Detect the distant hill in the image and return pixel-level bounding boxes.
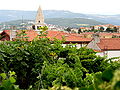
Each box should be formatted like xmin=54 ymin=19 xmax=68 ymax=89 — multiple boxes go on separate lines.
xmin=0 ymin=10 xmax=89 ymax=22
xmin=1 ymin=18 xmax=104 ymax=28
xmin=0 ymin=10 xmax=36 ymax=22
xmin=1 ymin=20 xmax=34 ymax=25
xmin=0 ymin=10 xmax=120 ymax=25
xmin=45 ymin=18 xmax=104 ymax=28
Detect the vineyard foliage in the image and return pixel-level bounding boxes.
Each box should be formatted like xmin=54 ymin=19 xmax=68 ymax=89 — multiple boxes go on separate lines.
xmin=0 ymin=30 xmax=120 ymax=90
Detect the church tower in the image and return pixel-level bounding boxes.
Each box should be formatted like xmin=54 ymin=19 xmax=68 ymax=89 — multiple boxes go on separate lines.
xmin=35 ymin=6 xmax=44 ymax=25
xmin=33 ymin=6 xmax=45 ymax=31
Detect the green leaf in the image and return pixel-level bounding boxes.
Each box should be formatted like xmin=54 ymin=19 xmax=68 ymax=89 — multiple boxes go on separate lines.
xmin=21 ymin=62 xmax=27 ymax=66
xmin=16 ymin=56 xmax=23 ymax=61
xmin=24 ymin=51 xmax=30 ymax=55
xmin=9 ymin=77 xmax=16 ymax=83
xmin=1 ymin=53 xmax=7 ymax=58
xmin=9 ymin=71 xmax=16 ymax=76
xmin=0 ymin=73 xmax=7 ymax=79
xmin=102 ymin=69 xmax=113 ymax=82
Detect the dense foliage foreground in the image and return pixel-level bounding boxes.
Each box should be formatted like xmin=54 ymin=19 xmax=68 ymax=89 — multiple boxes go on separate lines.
xmin=1 ymin=35 xmax=120 ymax=90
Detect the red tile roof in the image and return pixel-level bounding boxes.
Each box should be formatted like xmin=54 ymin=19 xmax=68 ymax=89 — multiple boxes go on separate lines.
xmin=1 ymin=30 xmax=38 ymax=41
xmin=97 ymin=38 xmax=120 ymax=50
xmin=2 ymin=30 xmax=10 ymax=35
xmin=46 ymin=30 xmax=92 ymax=42
xmin=80 ymin=32 xmax=120 ymax=38
xmin=1 ymin=30 xmax=92 ymax=42
xmin=24 ymin=30 xmax=38 ymax=41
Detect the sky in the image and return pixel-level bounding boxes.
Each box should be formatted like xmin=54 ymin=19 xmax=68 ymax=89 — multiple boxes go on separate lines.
xmin=0 ymin=0 xmax=120 ymax=15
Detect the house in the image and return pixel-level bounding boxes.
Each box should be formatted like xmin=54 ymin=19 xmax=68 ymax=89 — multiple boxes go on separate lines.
xmin=79 ymin=27 xmax=91 ymax=32
xmin=0 ymin=30 xmax=92 ymax=48
xmin=46 ymin=30 xmax=92 ymax=48
xmin=82 ymin=32 xmax=94 ymax=38
xmin=81 ymin=32 xmax=120 ymax=38
xmin=94 ymin=24 xmax=115 ymax=31
xmin=0 ymin=30 xmax=10 ymax=41
xmin=0 ymin=30 xmax=38 ymax=41
xmin=87 ymin=33 xmax=120 ymax=58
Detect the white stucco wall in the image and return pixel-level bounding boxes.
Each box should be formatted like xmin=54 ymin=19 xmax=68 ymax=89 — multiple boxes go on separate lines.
xmin=107 ymin=51 xmax=120 ymax=58
xmin=97 ymin=50 xmax=120 ymax=58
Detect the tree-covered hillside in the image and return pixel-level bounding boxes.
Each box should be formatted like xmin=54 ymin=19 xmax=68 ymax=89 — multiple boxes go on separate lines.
xmin=1 ymin=18 xmax=104 ymax=28
xmin=45 ymin=18 xmax=104 ymax=27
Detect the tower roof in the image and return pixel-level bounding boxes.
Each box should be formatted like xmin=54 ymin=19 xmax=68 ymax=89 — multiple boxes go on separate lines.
xmin=35 ymin=6 xmax=44 ymax=24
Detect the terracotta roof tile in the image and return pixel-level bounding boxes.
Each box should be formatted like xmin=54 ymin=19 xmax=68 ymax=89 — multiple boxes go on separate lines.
xmin=25 ymin=30 xmax=38 ymax=41
xmin=1 ymin=30 xmax=92 ymax=42
xmin=97 ymin=38 xmax=120 ymax=50
xmin=46 ymin=30 xmax=92 ymax=42
xmin=2 ymin=30 xmax=10 ymax=35
xmin=2 ymin=30 xmax=38 ymax=41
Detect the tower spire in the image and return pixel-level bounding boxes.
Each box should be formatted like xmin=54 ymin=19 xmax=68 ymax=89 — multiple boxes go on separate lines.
xmin=35 ymin=6 xmax=44 ymax=24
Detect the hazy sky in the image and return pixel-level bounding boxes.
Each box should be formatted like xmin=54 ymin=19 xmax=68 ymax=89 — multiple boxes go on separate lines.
xmin=0 ymin=0 xmax=120 ymax=15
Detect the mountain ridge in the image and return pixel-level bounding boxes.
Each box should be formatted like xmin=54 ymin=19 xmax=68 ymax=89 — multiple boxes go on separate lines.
xmin=1 ymin=18 xmax=104 ymax=28
xmin=0 ymin=10 xmax=120 ymax=25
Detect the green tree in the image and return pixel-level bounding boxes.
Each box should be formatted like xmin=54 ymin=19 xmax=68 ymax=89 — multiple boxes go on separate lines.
xmin=65 ymin=27 xmax=71 ymax=33
xmin=91 ymin=26 xmax=95 ymax=31
xmin=78 ymin=28 xmax=82 ymax=34
xmin=38 ymin=26 xmax=48 ymax=31
xmin=106 ymin=27 xmax=113 ymax=32
xmin=0 ymin=29 xmax=50 ymax=89
xmin=100 ymin=27 xmax=104 ymax=31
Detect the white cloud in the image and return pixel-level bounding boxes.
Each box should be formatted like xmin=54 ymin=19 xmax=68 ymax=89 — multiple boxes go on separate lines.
xmin=0 ymin=0 xmax=120 ymax=14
